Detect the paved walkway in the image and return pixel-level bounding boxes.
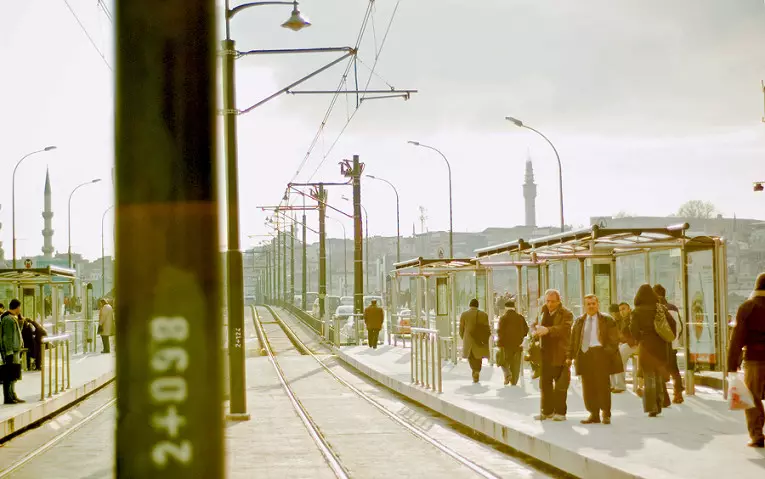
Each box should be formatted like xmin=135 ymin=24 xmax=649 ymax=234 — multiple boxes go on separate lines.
xmin=1 ymin=352 xmax=115 ymax=440
xmin=336 ymin=344 xmax=765 ymax=479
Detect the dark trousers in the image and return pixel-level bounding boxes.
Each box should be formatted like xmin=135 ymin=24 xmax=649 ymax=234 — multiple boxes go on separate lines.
xmin=668 ymin=349 xmax=684 ymax=395
xmin=580 ymin=348 xmax=611 ymax=418
xmin=643 ymin=368 xmax=664 ymax=414
xmin=468 ymin=355 xmax=482 ymax=374
xmin=2 ymin=355 xmax=17 ymax=402
xmin=540 ymin=362 xmax=570 ymax=416
xmin=745 ymin=361 xmax=765 ymax=443
xmin=501 ymin=348 xmax=522 ymax=385
xmin=101 ymin=335 xmax=111 ymax=353
xmin=367 ymin=329 xmax=380 ymax=348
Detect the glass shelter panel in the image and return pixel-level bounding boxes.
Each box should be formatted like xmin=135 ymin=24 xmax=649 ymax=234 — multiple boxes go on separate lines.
xmin=565 ymin=260 xmax=582 ymax=317
xmin=686 ymin=249 xmax=718 ymax=369
xmin=616 ymin=253 xmax=647 ymax=307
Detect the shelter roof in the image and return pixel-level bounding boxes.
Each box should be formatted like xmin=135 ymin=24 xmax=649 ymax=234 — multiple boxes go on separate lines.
xmin=393 ymin=257 xmax=477 ymax=275
xmin=475 ymin=223 xmax=693 ymax=259
xmin=0 ymin=265 xmax=76 ymax=284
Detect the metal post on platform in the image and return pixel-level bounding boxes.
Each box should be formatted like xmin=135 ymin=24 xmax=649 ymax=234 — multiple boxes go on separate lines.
xmin=47 ymin=347 xmax=52 ymax=398
xmin=318 ymin=185 xmax=327 ymax=333
xmin=290 ymin=218 xmax=295 ymax=305
xmin=115 ymin=0 xmax=225 ymax=475
xmin=40 ymin=346 xmax=45 ymax=401
xmin=66 ymin=340 xmax=71 ymax=389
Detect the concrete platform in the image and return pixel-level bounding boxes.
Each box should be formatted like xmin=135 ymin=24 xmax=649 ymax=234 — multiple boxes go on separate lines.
xmin=336 ymin=344 xmax=765 ymax=479
xmin=0 ymin=352 xmax=115 ymax=440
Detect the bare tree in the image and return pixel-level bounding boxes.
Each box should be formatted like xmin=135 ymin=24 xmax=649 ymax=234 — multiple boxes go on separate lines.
xmin=614 ymin=210 xmax=634 ymax=218
xmin=674 ymin=200 xmax=717 ymax=219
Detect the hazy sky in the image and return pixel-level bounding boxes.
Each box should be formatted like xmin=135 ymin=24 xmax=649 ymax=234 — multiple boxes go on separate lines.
xmin=2 ymin=0 xmax=765 ymax=260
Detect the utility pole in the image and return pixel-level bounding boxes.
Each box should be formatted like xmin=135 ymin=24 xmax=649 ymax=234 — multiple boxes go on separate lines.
xmin=351 ymin=156 xmax=364 ymax=326
xmin=282 ymin=216 xmax=287 ymax=304
xmin=316 ymin=184 xmax=327 ymax=325
xmin=302 ymin=212 xmax=307 ymax=311
xmin=290 ymin=217 xmax=295 ymax=305
xmin=265 ymin=249 xmax=270 ymax=303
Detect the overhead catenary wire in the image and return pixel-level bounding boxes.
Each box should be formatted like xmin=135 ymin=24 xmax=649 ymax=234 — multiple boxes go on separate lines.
xmin=97 ymin=0 xmax=113 ymax=23
xmin=61 ymin=0 xmax=113 ymax=71
xmin=304 ymin=0 xmax=402 ymax=182
xmin=286 ymin=1 xmax=375 ymax=186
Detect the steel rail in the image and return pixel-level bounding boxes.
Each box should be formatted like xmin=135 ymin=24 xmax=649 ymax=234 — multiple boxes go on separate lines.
xmin=262 ymin=305 xmax=503 ymax=479
xmin=251 ymin=307 xmax=350 ymax=479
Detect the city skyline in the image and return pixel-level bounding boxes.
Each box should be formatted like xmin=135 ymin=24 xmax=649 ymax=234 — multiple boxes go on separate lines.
xmin=1 ymin=1 xmax=764 ymax=261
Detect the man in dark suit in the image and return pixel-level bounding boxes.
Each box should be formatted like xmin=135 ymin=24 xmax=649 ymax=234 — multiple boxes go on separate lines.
xmin=568 ymin=294 xmax=622 ymax=425
xmin=533 ymin=289 xmax=573 ymax=421
xmin=459 ymin=298 xmax=492 ymax=383
xmin=497 ymin=298 xmax=529 ymax=386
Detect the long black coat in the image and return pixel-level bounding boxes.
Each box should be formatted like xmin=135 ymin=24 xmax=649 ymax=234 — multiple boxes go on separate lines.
xmin=497 ymin=309 xmax=528 ymax=351
xmin=568 ymin=312 xmax=623 ymax=376
xmin=630 ymin=304 xmax=669 ymax=373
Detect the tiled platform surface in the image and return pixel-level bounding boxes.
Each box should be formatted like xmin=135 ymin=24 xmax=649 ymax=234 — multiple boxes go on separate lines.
xmin=336 ymin=344 xmax=765 ymax=479
xmin=0 ymin=352 xmax=115 ymax=440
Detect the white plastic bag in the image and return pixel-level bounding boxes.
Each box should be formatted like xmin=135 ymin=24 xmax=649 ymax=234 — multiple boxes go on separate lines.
xmin=728 ymin=373 xmax=755 ymax=411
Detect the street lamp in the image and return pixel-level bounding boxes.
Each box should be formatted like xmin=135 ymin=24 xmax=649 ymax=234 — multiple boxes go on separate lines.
xmin=342 ymin=196 xmax=369 ymax=293
xmin=222 ymin=0 xmax=310 ymax=421
xmin=407 ymin=140 xmax=453 ymax=258
xmin=68 ymin=179 xmax=102 ymax=268
xmin=12 ymin=145 xmax=56 ymax=268
xmin=366 ymin=174 xmax=400 ymax=264
xmin=506 ymin=116 xmax=565 ymax=233
xmin=101 ymin=205 xmax=114 ymax=298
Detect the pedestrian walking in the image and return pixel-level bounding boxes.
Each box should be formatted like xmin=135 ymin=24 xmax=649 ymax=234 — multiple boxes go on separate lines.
xmin=608 ymin=303 xmax=627 ymax=393
xmin=497 ymin=298 xmax=528 ymax=386
xmin=363 ymin=299 xmax=384 ymax=349
xmin=459 ymin=299 xmax=492 ymax=383
xmin=0 ymin=299 xmax=24 ymax=404
xmin=569 ymin=295 xmax=622 ymax=424
xmin=727 ymin=272 xmax=765 ymax=448
xmin=654 ymin=284 xmax=684 ymax=404
xmin=98 ymin=299 xmax=115 ymax=354
xmin=630 ymin=284 xmax=671 ymax=417
xmin=533 ymin=289 xmax=573 ymax=421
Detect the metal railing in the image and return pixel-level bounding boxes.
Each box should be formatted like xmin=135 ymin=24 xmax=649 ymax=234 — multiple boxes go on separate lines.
xmin=40 ymin=333 xmax=71 ymax=400
xmin=410 ymin=327 xmax=442 ymax=393
xmin=64 ymin=319 xmax=98 ymax=354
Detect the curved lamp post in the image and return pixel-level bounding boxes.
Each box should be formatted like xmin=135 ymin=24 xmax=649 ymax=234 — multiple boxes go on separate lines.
xmin=222 ymin=0 xmax=310 ymax=421
xmin=407 ymin=141 xmax=453 ymax=257
xmin=101 ymin=205 xmax=115 ymax=298
xmin=366 ymin=174 xmax=400 ymax=264
xmin=68 ymin=179 xmax=102 ymax=269
xmin=506 ymin=116 xmax=565 ymax=233
xmin=12 ymin=146 xmax=56 ymax=268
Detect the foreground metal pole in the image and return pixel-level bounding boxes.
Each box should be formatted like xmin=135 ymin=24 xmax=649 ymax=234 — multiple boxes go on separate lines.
xmin=290 ymin=219 xmax=295 ymax=304
xmin=116 ymin=0 xmax=225 ymax=475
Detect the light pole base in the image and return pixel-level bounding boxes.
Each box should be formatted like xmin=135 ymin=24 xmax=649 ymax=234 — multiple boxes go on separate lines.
xmin=225 ymin=412 xmax=251 ymax=422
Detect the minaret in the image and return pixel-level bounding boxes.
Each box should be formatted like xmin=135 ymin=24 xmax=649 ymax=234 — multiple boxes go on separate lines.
xmin=42 ymin=168 xmax=54 ymax=258
xmin=523 ymin=153 xmax=537 ymax=228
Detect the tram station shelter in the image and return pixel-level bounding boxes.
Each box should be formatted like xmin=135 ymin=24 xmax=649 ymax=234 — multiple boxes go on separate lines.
xmin=0 ymin=265 xmax=76 ymax=332
xmin=389 ymin=223 xmax=730 ymax=395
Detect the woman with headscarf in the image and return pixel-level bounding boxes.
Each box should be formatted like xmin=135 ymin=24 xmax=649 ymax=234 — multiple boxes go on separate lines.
xmin=630 ymin=284 xmax=671 ymax=417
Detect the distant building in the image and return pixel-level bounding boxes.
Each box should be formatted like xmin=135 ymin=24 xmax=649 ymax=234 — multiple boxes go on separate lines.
xmin=42 ymin=168 xmax=55 ymax=258
xmin=523 ymin=155 xmax=537 ymax=228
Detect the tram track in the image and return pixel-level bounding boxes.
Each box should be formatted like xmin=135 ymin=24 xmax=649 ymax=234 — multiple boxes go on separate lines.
xmin=253 ymin=305 xmax=504 ymax=479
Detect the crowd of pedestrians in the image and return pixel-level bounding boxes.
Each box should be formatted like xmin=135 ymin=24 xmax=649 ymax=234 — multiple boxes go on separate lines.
xmin=456 ymin=273 xmax=765 ymax=447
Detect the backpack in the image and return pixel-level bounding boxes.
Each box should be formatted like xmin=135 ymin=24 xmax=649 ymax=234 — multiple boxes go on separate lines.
xmin=473 ymin=315 xmax=491 ymax=347
xmin=654 ymin=304 xmax=675 ymax=342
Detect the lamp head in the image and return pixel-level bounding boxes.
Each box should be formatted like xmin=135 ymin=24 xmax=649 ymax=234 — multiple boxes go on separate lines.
xmin=91 ymin=179 xmax=102 ymax=184
xmin=755 ymin=182 xmax=764 ymax=192
xmin=281 ymin=2 xmax=311 ymax=31
xmin=44 ymin=146 xmax=57 ymax=151
xmin=407 ymin=140 xmax=420 ymax=146
xmin=505 ymin=116 xmax=523 ymax=127
xmin=366 ymin=174 xmax=377 ymax=179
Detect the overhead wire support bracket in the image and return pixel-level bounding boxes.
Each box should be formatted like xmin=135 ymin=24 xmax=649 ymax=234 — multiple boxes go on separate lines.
xmin=237 ymin=46 xmax=354 ymax=57
xmin=238 ymin=49 xmax=357 ymax=115
xmin=287 ymin=89 xmax=417 ymax=95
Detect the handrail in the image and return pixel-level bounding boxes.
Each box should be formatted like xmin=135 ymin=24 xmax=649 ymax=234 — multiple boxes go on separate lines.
xmin=40 ymin=333 xmax=71 ymax=400
xmin=410 ymin=327 xmax=442 ymax=393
